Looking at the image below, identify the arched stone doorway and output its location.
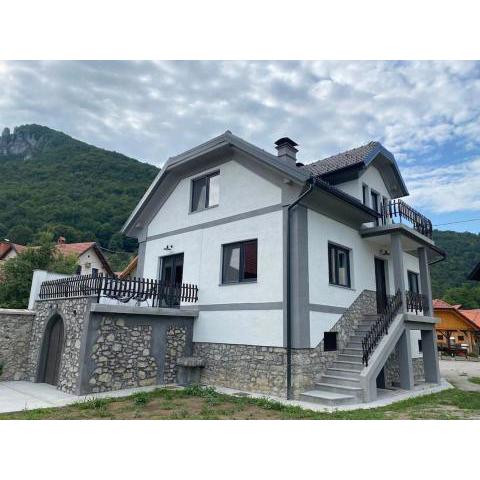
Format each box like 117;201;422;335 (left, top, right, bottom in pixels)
38;314;65;386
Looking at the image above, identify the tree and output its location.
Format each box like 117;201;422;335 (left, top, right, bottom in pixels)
6;225;34;245
0;233;77;308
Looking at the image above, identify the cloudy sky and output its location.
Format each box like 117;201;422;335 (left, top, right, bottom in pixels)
1;60;480;232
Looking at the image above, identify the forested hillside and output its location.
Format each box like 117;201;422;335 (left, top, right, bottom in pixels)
0;124;159;269
431;229;480;307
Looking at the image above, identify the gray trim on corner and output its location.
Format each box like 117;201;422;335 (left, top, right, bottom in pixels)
289;204;310;348
309;304;347;314
136;241;146;277
146;203;284;242
196;302;283;311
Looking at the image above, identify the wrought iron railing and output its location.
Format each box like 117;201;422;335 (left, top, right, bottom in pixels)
362;290;403;366
381;199;433;239
405;290;426;314
38;274;198;307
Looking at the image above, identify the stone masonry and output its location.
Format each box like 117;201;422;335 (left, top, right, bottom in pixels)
193;290;377;398
163;325;187;384
384;349;426;387
0;309;35;381
88;317;158;393
26;297;92;393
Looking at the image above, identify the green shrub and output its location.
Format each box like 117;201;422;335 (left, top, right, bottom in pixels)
133;391;151;406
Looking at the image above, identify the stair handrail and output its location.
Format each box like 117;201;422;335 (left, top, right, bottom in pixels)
361;290;403;366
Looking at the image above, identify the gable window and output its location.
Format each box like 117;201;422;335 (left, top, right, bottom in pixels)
191;171;219;212
458;335;465;342
91;268;98;277
362;184;368;206
328;243;351;288
222;239;257;284
407;271;420;294
370;190;380;225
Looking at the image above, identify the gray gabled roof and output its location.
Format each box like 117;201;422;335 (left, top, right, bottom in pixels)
122;132;383;235
302;142;380;177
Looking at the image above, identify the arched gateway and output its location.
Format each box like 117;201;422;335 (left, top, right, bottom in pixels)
38;314;65;386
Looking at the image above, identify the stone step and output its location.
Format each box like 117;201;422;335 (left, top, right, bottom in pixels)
314;382;364;399
355;326;371;333
337;353;363;363
342;347;363;355
350;335;366;342
300;390;357;406
320;374;361;387
326;367;362;378
332;360;364;371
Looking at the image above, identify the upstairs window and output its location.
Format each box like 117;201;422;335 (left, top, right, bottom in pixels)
222;239;257;284
407;271;420;294
371;190;380;225
362;184;368;205
191;171;219;212
328;243;351;288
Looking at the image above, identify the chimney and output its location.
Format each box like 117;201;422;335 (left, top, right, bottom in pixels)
275;137;298;165
57;236;66;245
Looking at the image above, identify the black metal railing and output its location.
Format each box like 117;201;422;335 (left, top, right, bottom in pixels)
362;290;403;366
381;199;433;239
405;290;426;315
38;274;199;307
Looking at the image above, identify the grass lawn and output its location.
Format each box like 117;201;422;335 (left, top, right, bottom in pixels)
0;385;479;420
468;377;480;385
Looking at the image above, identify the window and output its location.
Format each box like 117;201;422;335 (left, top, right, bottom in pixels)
371;190;380;225
437;334;443;341
222;240;257;284
407;271;420;294
324;332;338;352
458;335;465;342
328;243;351;288
91;268;98;277
362;184;368;205
418;339;423;352
191;171;219;212
76;265;82;275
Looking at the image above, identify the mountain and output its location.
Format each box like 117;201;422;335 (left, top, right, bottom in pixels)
430;229;480;307
0;124;159;267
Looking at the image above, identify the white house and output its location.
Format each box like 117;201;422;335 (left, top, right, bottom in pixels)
121;131;445;405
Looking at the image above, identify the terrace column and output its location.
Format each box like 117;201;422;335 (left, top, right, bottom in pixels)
418;247;433;317
421;329;441;383
398;330;414;390
391;233;406;312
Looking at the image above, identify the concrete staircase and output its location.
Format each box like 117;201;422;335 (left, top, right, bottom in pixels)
300;314;379;406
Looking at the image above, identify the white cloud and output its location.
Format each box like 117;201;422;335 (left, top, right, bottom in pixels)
404;159;480;213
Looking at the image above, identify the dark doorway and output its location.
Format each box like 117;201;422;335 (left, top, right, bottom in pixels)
40;315;64;386
375;257;388;313
160;253;184;307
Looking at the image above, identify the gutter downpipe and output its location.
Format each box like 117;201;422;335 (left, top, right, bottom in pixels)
286;177;315;400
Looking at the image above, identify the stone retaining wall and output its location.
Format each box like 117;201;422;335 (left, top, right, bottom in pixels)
384;350;426;387
25;297;93;393
0;309;35;381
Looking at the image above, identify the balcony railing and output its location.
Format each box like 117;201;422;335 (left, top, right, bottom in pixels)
405;290;426;315
39;274;199;308
381;199;433;239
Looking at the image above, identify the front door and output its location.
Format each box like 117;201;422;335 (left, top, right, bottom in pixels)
160;253;184;307
42;316;64;386
375;257;388;313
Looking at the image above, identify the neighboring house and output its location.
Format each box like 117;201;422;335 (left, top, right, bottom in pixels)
117;131;446;404
0;242;27;262
117;255;138;279
433;299;480;354
0;237;114;276
467;261;480;281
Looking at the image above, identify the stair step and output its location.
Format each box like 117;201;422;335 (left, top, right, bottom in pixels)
326;368;362;378
342;347;362;355
332;360;364;371
314;382;363;398
300;390;357;406
320;375;361;387
337;354;363;363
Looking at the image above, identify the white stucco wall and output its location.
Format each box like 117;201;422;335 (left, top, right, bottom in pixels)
143;158;285;347
148;158;282;237
310;311;342;347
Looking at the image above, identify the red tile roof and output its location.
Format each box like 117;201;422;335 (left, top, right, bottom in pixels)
459;309;480;329
55;242;96;256
432;299;456;309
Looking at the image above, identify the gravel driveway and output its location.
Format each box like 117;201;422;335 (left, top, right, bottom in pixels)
440;359;480;392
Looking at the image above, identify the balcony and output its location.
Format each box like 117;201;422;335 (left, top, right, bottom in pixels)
39;274;199;308
380;199;433;239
